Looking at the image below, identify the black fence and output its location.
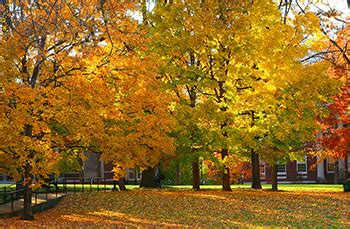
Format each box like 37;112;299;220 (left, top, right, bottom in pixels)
56;177;118;193
0;178;119;214
0;184;17;205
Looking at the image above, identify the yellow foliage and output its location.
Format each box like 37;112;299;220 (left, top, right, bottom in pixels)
0;1;175;189
0;190;348;227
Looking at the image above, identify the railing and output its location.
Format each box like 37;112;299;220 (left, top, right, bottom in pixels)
0;183;18;205
60;177;117;193
0;177;118;214
0;188;25;212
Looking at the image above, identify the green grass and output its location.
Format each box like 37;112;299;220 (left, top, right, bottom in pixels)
0;183;344;193
163;184;344;192
0;184;14;188
46;183;344;193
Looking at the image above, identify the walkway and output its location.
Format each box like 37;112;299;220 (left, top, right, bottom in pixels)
0;193;65;214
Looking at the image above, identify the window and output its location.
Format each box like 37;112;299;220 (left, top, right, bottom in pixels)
128;170;135;180
0;83;4;94
277;164;286;175
297;157;307;174
137;171;142;180
260;162;266;176
327;158;335;173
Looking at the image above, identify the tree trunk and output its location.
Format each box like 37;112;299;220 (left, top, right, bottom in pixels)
272;164;278;191
344;153;349;180
21;124;34;220
175;163;181;185
140;167;157;188
251;149;262;189
16;180;23;199
334;160;339;184
118;178;126;191
221;148;232;191
192;159;200;191
21;163;34;220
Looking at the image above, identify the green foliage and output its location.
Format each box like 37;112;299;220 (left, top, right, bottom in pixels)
162;160;193;185
57;152;82;174
149;0;340;176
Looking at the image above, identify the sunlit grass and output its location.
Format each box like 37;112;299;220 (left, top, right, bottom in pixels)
0;183;343;192
0;189;348;227
0;184;14;188
163;184;344;192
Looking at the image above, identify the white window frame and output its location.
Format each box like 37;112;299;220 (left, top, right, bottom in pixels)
137;171;142;180
260;162;266;176
128;170;135;180
297;157;307;174
277;164;287;175
326;158;335;174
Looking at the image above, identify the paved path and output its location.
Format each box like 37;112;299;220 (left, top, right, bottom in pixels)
0;193;65;214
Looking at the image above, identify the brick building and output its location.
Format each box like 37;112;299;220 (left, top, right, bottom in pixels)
258;155;350;184
62;152;142;184
1;153;348;184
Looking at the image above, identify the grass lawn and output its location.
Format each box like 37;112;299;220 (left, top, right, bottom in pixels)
0;188;348;227
0;184;15;188
0;183;343;192
164;183;344;192
49;183;344;193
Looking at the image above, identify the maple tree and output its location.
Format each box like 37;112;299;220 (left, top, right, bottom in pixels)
318;23;350;181
149;0;339;191
148;2;216;190
0;0;174;219
282;3;350;183
0;1;346;224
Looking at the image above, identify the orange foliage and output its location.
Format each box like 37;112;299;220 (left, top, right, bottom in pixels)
0;190;348;227
319;23;350;159
204;155;251;184
0;1;174;189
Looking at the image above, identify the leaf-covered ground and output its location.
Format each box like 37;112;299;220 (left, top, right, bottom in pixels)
0;189;349;227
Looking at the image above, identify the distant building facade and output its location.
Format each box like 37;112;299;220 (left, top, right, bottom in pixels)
1;153;348;184
255;155;350;184
62;152;142;184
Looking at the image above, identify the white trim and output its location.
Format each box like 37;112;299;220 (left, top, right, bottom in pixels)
326;158;335;174
297;157;307;174
278;180;316;184
127;169;135;180
317;156;325;179
137;171;142;180
277;164;287;175
250;180;317;184
260;162;266;176
100;160;105;179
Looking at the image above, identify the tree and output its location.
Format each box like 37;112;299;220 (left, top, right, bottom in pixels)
149;0;340;192
149;2;214;190
319;23;350;181
0;0;174;219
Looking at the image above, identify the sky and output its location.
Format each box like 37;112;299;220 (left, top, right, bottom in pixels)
313;0;349;16
321;0;349;14
135;0;350;21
